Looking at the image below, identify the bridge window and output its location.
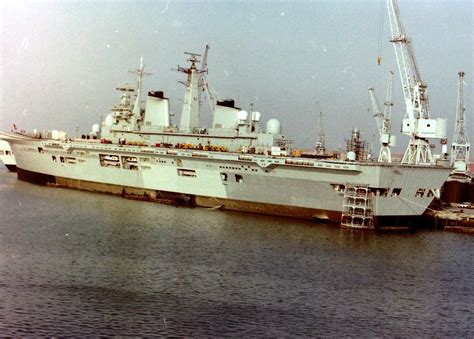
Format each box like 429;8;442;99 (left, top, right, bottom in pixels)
235;174;243;183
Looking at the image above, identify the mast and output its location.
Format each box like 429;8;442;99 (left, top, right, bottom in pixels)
178;52;203;133
110;57;150;132
198;45;219;114
387;0;446;164
451;71;470;174
198;45;209;110
127;57;151;130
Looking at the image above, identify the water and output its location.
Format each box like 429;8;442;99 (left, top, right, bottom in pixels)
0;167;472;336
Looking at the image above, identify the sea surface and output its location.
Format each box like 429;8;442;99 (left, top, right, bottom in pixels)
0;166;472;336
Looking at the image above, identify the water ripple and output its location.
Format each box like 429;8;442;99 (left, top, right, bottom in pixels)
0;170;473;336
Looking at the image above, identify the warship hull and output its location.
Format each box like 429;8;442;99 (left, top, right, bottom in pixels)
6;134;452;228
0;140;16;172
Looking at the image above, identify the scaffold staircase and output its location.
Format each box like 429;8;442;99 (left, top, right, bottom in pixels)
341;184;374;229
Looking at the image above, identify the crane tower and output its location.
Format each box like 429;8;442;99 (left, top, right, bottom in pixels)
387;0;447;164
315;103;326;156
369;71;395;162
451;71;470;175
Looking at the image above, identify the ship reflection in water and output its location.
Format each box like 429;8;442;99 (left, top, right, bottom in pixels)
0;168;472;336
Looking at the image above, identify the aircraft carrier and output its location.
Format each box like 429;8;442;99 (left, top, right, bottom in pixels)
0;47;453;229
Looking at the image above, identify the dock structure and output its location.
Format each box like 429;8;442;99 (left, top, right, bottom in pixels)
425;205;474;233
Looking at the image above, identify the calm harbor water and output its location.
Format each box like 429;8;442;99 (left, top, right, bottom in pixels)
0;166;472;336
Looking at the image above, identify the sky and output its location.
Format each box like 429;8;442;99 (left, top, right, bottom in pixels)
0;0;472;155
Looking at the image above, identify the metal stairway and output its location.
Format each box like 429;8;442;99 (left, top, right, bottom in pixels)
341;184;374;229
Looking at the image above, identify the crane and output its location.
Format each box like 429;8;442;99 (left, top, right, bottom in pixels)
369;71;395;162
451;71;470;175
387;0;447;164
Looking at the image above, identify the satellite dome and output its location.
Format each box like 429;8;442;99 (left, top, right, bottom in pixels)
51;130;59;140
347;151;356;161
104;114;114;127
251;111;261;122
266;118;282;134
92;123;100;134
238;110;249;121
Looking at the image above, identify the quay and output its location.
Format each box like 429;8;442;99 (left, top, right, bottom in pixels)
425;204;474;233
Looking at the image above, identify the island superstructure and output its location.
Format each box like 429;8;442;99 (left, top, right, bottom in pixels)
0;44;453;229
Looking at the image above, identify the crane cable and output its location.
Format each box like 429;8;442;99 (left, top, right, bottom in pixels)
377;0;385;65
